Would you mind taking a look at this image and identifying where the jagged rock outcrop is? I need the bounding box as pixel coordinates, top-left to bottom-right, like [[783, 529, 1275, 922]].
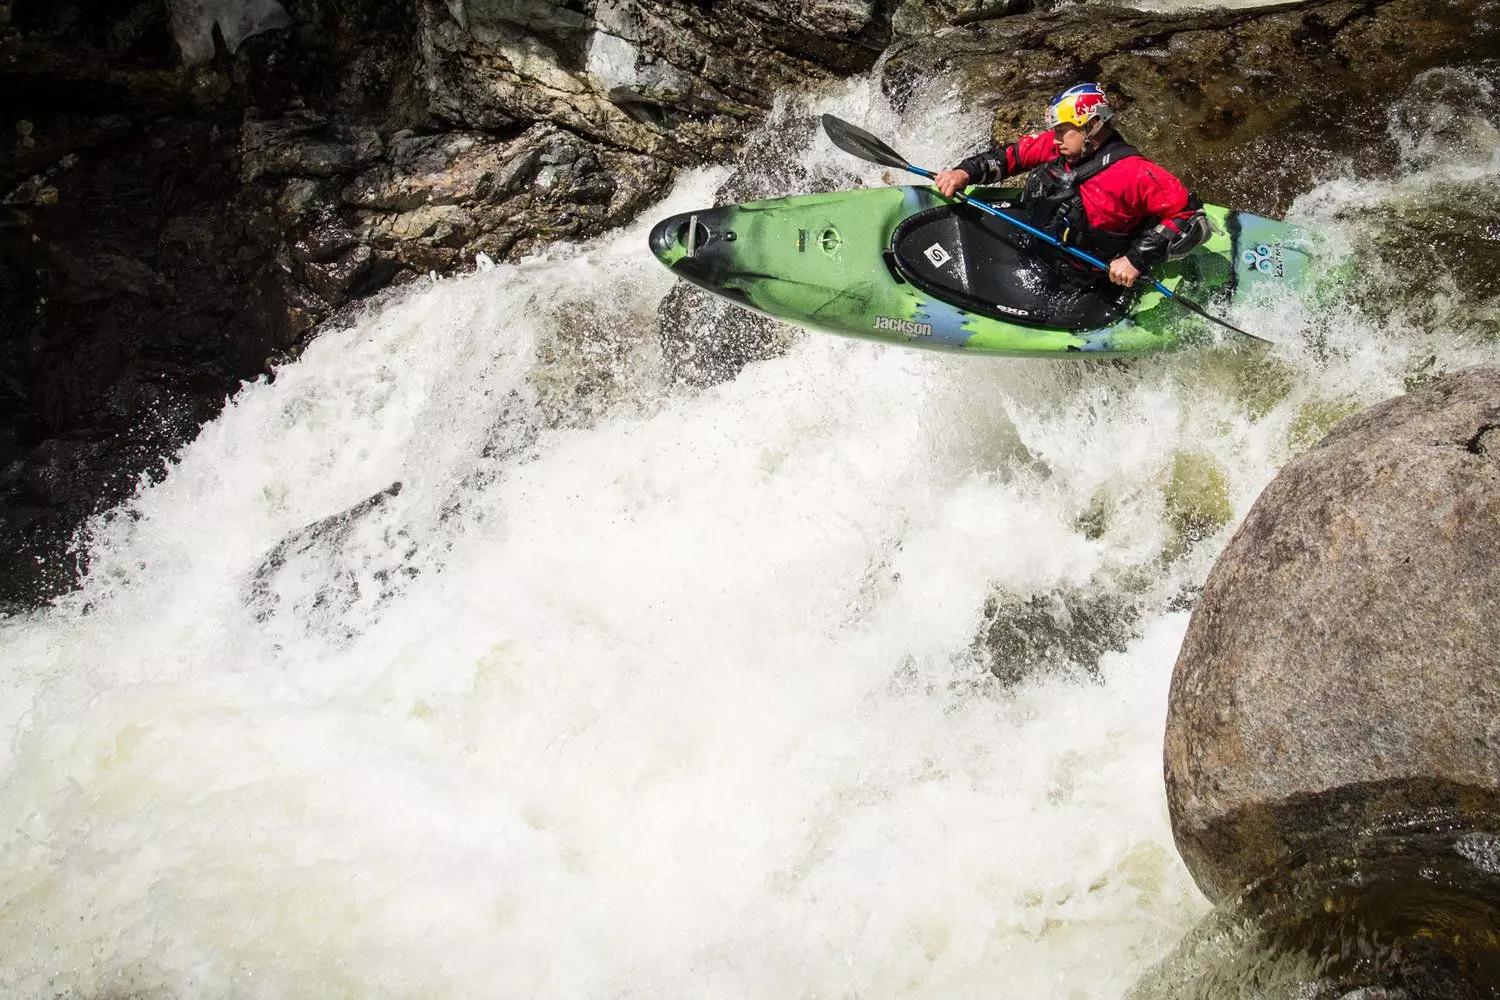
[[883, 0, 1500, 216], [416, 0, 890, 163], [0, 0, 885, 607], [1165, 365, 1500, 903]]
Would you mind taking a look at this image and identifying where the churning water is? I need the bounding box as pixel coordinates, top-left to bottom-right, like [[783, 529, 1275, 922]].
[[0, 68, 1496, 999]]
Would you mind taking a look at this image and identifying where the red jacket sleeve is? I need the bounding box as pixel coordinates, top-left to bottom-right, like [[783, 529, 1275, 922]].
[[1118, 160, 1198, 270], [955, 132, 1057, 184], [1134, 162, 1194, 234]]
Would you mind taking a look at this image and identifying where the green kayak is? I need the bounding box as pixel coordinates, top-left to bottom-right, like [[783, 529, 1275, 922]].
[[647, 185, 1311, 358]]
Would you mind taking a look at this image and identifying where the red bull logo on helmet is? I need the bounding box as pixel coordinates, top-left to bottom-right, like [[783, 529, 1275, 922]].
[[1047, 84, 1113, 128]]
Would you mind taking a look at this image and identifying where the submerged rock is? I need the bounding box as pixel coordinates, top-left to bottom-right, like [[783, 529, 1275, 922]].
[[656, 283, 791, 387], [1162, 451, 1234, 563], [1127, 822, 1500, 999], [972, 583, 1141, 687], [246, 481, 415, 643], [1165, 365, 1500, 903]]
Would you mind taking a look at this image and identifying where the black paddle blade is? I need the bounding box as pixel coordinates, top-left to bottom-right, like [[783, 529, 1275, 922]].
[[821, 114, 910, 171], [1172, 292, 1273, 346]]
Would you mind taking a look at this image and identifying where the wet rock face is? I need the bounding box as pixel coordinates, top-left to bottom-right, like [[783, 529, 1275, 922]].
[[1164, 365, 1500, 903], [0, 0, 879, 608], [973, 584, 1140, 687], [1, 115, 274, 605], [883, 0, 1500, 216], [418, 0, 889, 163]]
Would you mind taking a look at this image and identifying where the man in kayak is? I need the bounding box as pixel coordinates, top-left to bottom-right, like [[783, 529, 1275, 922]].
[[933, 83, 1209, 289]]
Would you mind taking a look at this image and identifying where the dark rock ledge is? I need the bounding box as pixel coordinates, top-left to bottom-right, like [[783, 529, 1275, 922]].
[[0, 0, 888, 608]]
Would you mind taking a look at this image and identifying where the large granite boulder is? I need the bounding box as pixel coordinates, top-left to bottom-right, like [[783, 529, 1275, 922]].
[[1165, 365, 1500, 903]]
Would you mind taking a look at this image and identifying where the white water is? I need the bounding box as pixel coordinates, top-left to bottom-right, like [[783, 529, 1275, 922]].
[[1, 73, 1497, 999]]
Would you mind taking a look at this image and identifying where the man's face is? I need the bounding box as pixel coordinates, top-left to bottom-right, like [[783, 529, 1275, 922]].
[[1052, 123, 1087, 160]]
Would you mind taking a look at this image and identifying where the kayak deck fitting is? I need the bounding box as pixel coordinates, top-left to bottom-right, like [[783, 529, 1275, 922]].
[[648, 185, 1310, 358]]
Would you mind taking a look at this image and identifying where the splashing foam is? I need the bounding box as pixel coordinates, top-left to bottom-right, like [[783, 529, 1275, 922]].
[[168, 0, 292, 65], [0, 69, 1497, 1000]]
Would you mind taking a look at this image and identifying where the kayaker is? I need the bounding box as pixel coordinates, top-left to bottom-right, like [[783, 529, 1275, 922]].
[[933, 83, 1209, 289]]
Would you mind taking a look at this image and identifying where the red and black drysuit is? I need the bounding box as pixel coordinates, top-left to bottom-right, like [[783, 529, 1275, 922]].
[[956, 130, 1203, 280]]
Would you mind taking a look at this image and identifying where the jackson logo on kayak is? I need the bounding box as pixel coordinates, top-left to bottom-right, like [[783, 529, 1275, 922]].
[[924, 243, 953, 268], [875, 316, 933, 337]]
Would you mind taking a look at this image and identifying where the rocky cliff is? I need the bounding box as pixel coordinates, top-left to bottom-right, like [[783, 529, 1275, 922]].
[[0, 0, 886, 607]]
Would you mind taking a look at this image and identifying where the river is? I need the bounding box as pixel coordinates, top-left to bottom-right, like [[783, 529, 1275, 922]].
[[0, 62, 1496, 1000]]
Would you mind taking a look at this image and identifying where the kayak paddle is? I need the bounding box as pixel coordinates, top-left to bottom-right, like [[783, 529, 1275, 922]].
[[820, 114, 1271, 347]]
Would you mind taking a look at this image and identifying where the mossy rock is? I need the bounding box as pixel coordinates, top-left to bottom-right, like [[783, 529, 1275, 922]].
[[1288, 395, 1362, 452], [1162, 451, 1233, 561]]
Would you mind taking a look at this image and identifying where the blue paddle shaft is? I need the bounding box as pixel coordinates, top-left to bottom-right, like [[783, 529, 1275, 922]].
[[907, 164, 1175, 301], [819, 114, 1265, 342]]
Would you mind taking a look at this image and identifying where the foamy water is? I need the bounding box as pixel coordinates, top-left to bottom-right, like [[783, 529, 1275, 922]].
[[0, 70, 1496, 999]]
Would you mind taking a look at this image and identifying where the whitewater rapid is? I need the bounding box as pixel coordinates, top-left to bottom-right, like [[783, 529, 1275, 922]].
[[1, 71, 1496, 999]]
